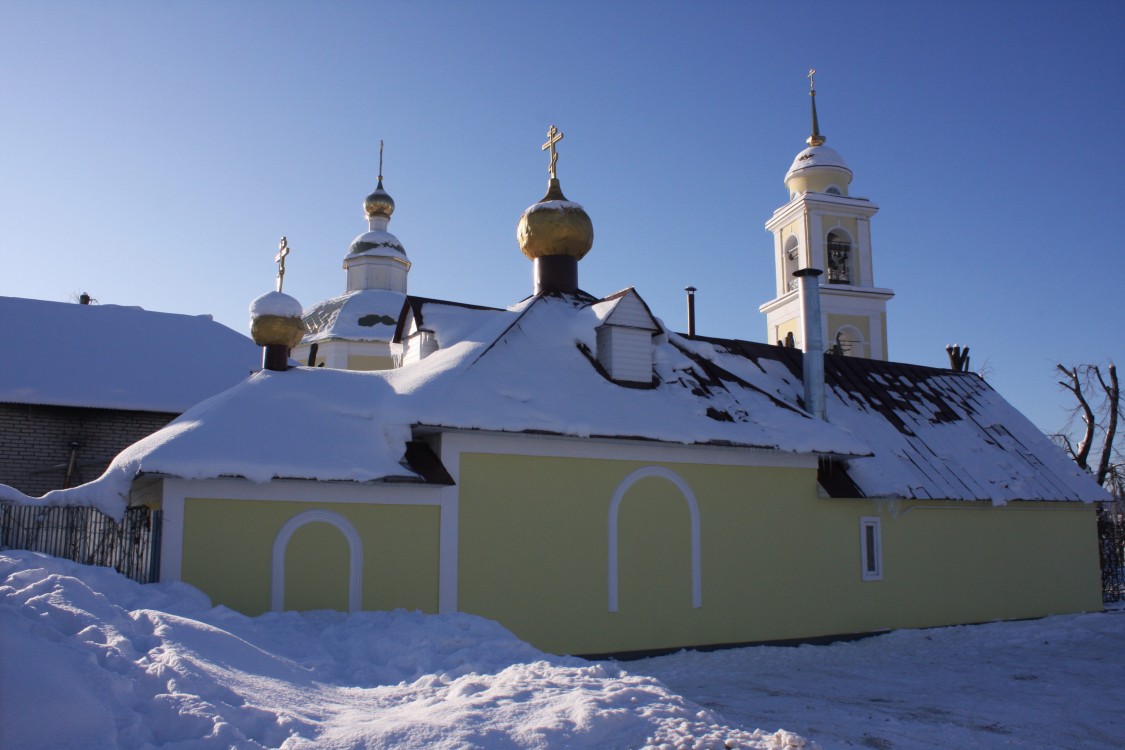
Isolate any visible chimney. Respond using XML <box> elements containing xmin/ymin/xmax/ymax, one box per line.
<box><xmin>684</xmin><ymin>286</ymin><xmax>697</xmax><ymax>337</ymax></box>
<box><xmin>794</xmin><ymin>268</ymin><xmax>826</xmax><ymax>419</ymax></box>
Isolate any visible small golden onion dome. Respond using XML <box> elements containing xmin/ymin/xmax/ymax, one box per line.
<box><xmin>517</xmin><ymin>178</ymin><xmax>594</xmax><ymax>260</ymax></box>
<box><xmin>363</xmin><ymin>179</ymin><xmax>395</xmax><ymax>219</ymax></box>
<box><xmin>249</xmin><ymin>291</ymin><xmax>306</xmax><ymax>348</ymax></box>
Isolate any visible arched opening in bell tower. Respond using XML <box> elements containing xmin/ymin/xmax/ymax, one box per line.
<box><xmin>784</xmin><ymin>236</ymin><xmax>800</xmax><ymax>292</ymax></box>
<box><xmin>826</xmin><ymin>230</ymin><xmax>852</xmax><ymax>284</ymax></box>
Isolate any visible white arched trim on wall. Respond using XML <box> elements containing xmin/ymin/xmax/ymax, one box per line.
<box><xmin>825</xmin><ymin>224</ymin><xmax>854</xmax><ymax>243</ymax></box>
<box><xmin>271</xmin><ymin>510</ymin><xmax>363</xmax><ymax>613</ymax></box>
<box><xmin>607</xmin><ymin>465</ymin><xmax>702</xmax><ymax>613</ymax></box>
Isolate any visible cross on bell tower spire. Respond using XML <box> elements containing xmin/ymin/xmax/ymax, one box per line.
<box><xmin>377</xmin><ymin>139</ymin><xmax>385</xmax><ymax>188</ymax></box>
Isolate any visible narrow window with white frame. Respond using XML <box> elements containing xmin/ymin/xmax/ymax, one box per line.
<box><xmin>860</xmin><ymin>516</ymin><xmax>883</xmax><ymax>581</ymax></box>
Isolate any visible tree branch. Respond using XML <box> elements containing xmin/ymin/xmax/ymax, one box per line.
<box><xmin>1094</xmin><ymin>363</ymin><xmax>1118</xmax><ymax>487</ymax></box>
<box><xmin>1057</xmin><ymin>363</ymin><xmax>1096</xmax><ymax>469</ymax></box>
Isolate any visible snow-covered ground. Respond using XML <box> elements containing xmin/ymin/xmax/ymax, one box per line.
<box><xmin>633</xmin><ymin>609</ymin><xmax>1125</xmax><ymax>749</ymax></box>
<box><xmin>2</xmin><ymin>550</ymin><xmax>1121</xmax><ymax>750</ymax></box>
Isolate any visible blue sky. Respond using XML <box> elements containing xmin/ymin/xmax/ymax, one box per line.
<box><xmin>1</xmin><ymin>0</ymin><xmax>1121</xmax><ymax>435</ymax></box>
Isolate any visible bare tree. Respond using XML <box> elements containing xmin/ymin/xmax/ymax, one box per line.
<box><xmin>1055</xmin><ymin>362</ymin><xmax>1121</xmax><ymax>497</ymax></box>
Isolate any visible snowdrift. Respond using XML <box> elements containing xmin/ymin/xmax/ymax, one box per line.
<box><xmin>0</xmin><ymin>551</ymin><xmax>807</xmax><ymax>749</ymax></box>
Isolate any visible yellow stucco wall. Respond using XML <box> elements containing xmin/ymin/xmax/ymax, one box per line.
<box><xmin>775</xmin><ymin>318</ymin><xmax>801</xmax><ymax>347</ymax></box>
<box><xmin>181</xmin><ymin>498</ymin><xmax>440</xmax><ymax>616</ymax></box>
<box><xmin>825</xmin><ymin>217</ymin><xmax>857</xmax><ymax>243</ymax></box>
<box><xmin>172</xmin><ymin>454</ymin><xmax>1100</xmax><ymax>657</ymax></box>
<box><xmin>826</xmin><ymin>313</ymin><xmax>872</xmax><ymax>358</ymax></box>
<box><xmin>788</xmin><ymin>172</ymin><xmax>850</xmax><ymax>196</ymax></box>
<box><xmin>284</xmin><ymin>521</ymin><xmax>350</xmax><ymax>611</ymax></box>
<box><xmin>455</xmin><ymin>453</ymin><xmax>1100</xmax><ymax>655</ymax></box>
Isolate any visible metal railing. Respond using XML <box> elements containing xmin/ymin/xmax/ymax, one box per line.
<box><xmin>0</xmin><ymin>504</ymin><xmax>162</xmax><ymax>584</ymax></box>
<box><xmin>1098</xmin><ymin>503</ymin><xmax>1125</xmax><ymax>604</ymax></box>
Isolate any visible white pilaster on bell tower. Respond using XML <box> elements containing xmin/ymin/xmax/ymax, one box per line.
<box><xmin>759</xmin><ymin>71</ymin><xmax>894</xmax><ymax>360</ymax></box>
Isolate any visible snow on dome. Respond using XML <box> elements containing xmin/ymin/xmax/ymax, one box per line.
<box><xmin>785</xmin><ymin>145</ymin><xmax>852</xmax><ymax>180</ymax></box>
<box><xmin>249</xmin><ymin>291</ymin><xmax>303</xmax><ymax>319</ymax></box>
<box><xmin>347</xmin><ymin>229</ymin><xmax>406</xmax><ymax>257</ymax></box>
<box><xmin>517</xmin><ymin>197</ymin><xmax>594</xmax><ymax>260</ymax></box>
<box><xmin>523</xmin><ymin>199</ymin><xmax>587</xmax><ymax>214</ymax></box>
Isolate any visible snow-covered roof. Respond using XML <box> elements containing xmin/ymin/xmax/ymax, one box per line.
<box><xmin>0</xmin><ymin>296</ymin><xmax>259</xmax><ymax>413</ymax></box>
<box><xmin>6</xmin><ymin>290</ymin><xmax>1105</xmax><ymax>517</ymax></box>
<box><xmin>785</xmin><ymin>145</ymin><xmax>851</xmax><ymax>181</ymax></box>
<box><xmin>393</xmin><ymin>296</ymin><xmax>508</xmax><ymax>347</ymax></box>
<box><xmin>302</xmin><ymin>289</ymin><xmax>407</xmax><ymax>344</ymax></box>
<box><xmin>690</xmin><ymin>336</ymin><xmax>1110</xmax><ymax>504</ymax></box>
<box><xmin>7</xmin><ymin>293</ymin><xmax>867</xmax><ymax>514</ymax></box>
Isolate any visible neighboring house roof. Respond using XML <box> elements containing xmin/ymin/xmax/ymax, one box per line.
<box><xmin>0</xmin><ymin>296</ymin><xmax>260</xmax><ymax>413</ymax></box>
<box><xmin>687</xmin><ymin>336</ymin><xmax>1110</xmax><ymax>504</ymax></box>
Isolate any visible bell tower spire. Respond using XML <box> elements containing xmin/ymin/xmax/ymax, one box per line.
<box><xmin>759</xmin><ymin>71</ymin><xmax>894</xmax><ymax>360</ymax></box>
<box><xmin>807</xmin><ymin>68</ymin><xmax>826</xmax><ymax>148</ymax></box>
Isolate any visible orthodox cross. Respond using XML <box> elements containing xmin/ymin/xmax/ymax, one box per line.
<box><xmin>275</xmin><ymin>236</ymin><xmax>290</xmax><ymax>293</ymax></box>
<box><xmin>377</xmin><ymin>139</ymin><xmax>384</xmax><ymax>184</ymax></box>
<box><xmin>541</xmin><ymin>125</ymin><xmax>564</xmax><ymax>179</ymax></box>
<box><xmin>808</xmin><ymin>68</ymin><xmax>816</xmax><ymax>91</ymax></box>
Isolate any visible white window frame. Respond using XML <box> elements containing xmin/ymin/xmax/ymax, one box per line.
<box><xmin>860</xmin><ymin>516</ymin><xmax>883</xmax><ymax>581</ymax></box>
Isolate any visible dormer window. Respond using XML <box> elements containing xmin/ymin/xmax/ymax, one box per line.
<box><xmin>592</xmin><ymin>289</ymin><xmax>659</xmax><ymax>385</ymax></box>
<box><xmin>826</xmin><ymin>230</ymin><xmax>852</xmax><ymax>284</ymax></box>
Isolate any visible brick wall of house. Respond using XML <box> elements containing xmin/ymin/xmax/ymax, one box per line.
<box><xmin>0</xmin><ymin>403</ymin><xmax>177</xmax><ymax>497</ymax></box>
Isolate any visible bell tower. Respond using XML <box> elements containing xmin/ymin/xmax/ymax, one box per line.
<box><xmin>291</xmin><ymin>142</ymin><xmax>412</xmax><ymax>371</ymax></box>
<box><xmin>759</xmin><ymin>71</ymin><xmax>893</xmax><ymax>360</ymax></box>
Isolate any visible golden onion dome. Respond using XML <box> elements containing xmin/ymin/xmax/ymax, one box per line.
<box><xmin>517</xmin><ymin>178</ymin><xmax>594</xmax><ymax>260</ymax></box>
<box><xmin>248</xmin><ymin>291</ymin><xmax>306</xmax><ymax>348</ymax></box>
<box><xmin>363</xmin><ymin>178</ymin><xmax>395</xmax><ymax>219</ymax></box>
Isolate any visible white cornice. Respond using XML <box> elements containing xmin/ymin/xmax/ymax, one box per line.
<box><xmin>760</xmin><ymin>285</ymin><xmax>893</xmax><ymax>315</ymax></box>
<box><xmin>766</xmin><ymin>193</ymin><xmax>879</xmax><ymax>232</ymax></box>
<box><xmin>759</xmin><ymin>290</ymin><xmax>799</xmax><ymax>315</ymax></box>
<box><xmin>820</xmin><ymin>286</ymin><xmax>895</xmax><ymax>302</ymax></box>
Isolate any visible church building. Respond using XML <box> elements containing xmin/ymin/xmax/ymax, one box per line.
<box><xmin>2</xmin><ymin>86</ymin><xmax>1108</xmax><ymax>658</ymax></box>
